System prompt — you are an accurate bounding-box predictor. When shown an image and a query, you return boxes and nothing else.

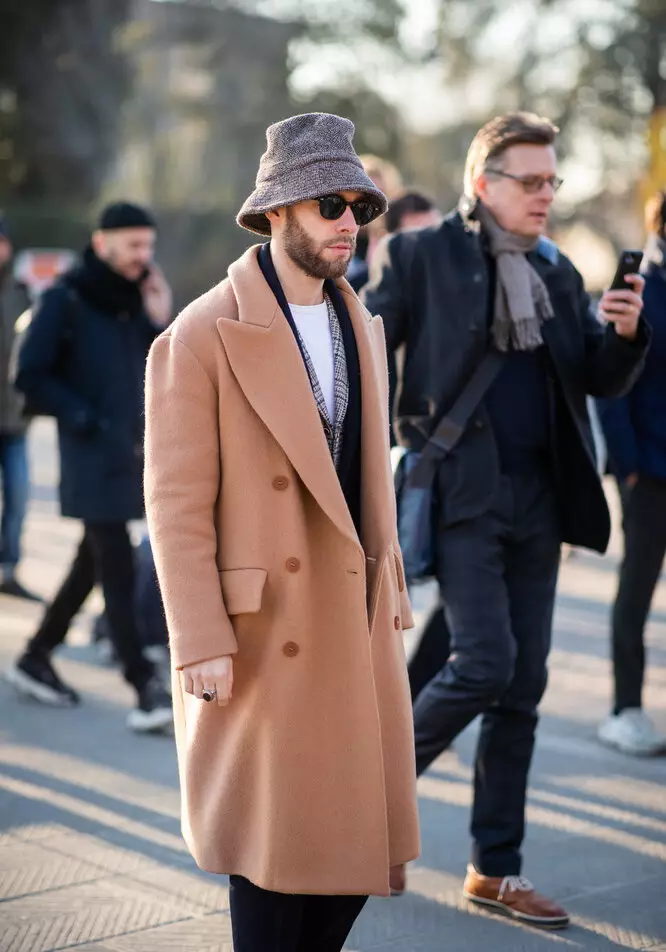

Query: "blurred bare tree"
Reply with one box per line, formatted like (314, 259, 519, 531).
(433, 0, 665, 188)
(0, 0, 134, 208)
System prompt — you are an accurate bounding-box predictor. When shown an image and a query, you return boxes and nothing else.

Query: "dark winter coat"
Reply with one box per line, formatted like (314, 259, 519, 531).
(363, 203, 650, 553)
(15, 248, 158, 522)
(0, 267, 30, 434)
(597, 258, 666, 482)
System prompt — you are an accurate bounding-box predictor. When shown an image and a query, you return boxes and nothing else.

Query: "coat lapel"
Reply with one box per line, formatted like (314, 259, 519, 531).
(217, 247, 360, 548)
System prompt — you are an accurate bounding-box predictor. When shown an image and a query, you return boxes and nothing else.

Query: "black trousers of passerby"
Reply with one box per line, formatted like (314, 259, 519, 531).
(27, 523, 154, 691)
(408, 605, 451, 703)
(229, 876, 367, 952)
(412, 470, 561, 877)
(612, 475, 666, 714)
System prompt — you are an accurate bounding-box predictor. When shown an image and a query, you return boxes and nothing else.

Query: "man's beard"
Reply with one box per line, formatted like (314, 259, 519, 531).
(283, 209, 356, 280)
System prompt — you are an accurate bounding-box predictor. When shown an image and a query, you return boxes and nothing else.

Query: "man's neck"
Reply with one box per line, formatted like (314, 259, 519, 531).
(270, 241, 325, 306)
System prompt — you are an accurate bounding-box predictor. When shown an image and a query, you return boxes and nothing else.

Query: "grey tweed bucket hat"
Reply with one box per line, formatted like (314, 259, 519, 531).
(237, 113, 388, 236)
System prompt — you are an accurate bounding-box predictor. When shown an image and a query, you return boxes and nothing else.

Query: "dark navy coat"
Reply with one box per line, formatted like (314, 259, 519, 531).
(15, 249, 158, 522)
(597, 260, 666, 482)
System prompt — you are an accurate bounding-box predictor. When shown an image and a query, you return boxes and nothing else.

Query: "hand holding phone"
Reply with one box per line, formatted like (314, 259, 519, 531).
(598, 250, 645, 341)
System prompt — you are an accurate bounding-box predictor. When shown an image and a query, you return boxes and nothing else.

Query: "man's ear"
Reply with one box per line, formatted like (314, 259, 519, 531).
(266, 208, 282, 226)
(91, 229, 106, 258)
(474, 173, 488, 203)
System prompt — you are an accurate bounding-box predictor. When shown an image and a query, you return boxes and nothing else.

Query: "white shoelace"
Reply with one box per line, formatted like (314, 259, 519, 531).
(498, 875, 534, 901)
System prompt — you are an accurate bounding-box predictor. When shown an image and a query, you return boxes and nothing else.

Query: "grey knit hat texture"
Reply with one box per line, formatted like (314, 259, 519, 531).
(237, 113, 388, 235)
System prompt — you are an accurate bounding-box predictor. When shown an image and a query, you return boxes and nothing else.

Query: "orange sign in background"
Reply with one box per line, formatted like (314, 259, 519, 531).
(13, 248, 77, 299)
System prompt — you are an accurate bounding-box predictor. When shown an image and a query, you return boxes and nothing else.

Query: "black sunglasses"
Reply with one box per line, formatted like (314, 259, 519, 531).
(317, 194, 377, 226)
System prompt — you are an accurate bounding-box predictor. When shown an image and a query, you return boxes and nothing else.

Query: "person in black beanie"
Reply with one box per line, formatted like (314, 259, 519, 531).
(5, 202, 174, 733)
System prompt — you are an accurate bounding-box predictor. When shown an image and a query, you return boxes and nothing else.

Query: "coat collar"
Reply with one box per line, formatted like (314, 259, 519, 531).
(216, 246, 394, 556)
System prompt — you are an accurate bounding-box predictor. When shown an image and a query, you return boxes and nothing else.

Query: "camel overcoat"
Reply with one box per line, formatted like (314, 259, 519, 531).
(144, 245, 420, 897)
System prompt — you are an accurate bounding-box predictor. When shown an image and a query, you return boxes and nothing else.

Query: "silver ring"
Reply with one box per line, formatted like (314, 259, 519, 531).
(202, 688, 217, 703)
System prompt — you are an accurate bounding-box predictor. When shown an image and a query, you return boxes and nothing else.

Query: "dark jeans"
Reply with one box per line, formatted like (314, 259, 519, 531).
(0, 433, 29, 571)
(612, 475, 666, 714)
(229, 876, 367, 952)
(27, 522, 154, 691)
(413, 470, 561, 876)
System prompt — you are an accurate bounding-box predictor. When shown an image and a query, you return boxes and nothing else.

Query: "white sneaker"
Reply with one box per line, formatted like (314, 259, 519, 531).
(598, 709, 666, 756)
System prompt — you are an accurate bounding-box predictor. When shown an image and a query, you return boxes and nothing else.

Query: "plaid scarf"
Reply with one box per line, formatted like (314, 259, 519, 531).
(293, 295, 349, 468)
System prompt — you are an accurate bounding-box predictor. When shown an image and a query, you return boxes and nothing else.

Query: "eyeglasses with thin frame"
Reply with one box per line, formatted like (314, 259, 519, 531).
(485, 169, 564, 194)
(317, 194, 377, 227)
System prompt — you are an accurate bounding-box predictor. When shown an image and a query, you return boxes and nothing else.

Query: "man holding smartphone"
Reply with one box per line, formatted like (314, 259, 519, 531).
(6, 202, 173, 733)
(365, 112, 648, 928)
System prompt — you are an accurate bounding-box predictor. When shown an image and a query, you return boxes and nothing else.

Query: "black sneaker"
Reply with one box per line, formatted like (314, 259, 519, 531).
(127, 678, 173, 733)
(0, 577, 43, 602)
(4, 651, 80, 706)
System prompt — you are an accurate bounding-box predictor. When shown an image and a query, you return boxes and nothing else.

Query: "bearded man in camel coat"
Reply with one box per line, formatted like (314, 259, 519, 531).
(144, 113, 420, 952)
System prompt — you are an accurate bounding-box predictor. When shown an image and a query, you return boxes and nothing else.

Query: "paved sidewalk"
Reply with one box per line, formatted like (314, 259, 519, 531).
(0, 420, 665, 951)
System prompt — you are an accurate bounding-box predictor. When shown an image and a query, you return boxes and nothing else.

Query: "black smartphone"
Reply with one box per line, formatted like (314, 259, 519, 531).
(609, 250, 643, 290)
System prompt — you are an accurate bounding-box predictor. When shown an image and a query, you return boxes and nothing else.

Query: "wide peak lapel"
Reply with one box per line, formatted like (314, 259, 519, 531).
(339, 285, 397, 557)
(218, 250, 358, 546)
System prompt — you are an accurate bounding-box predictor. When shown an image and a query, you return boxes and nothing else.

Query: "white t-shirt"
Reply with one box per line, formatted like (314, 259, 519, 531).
(289, 301, 335, 420)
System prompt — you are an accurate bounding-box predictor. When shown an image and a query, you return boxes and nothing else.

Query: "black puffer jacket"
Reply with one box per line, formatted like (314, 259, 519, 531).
(364, 203, 650, 553)
(15, 248, 158, 522)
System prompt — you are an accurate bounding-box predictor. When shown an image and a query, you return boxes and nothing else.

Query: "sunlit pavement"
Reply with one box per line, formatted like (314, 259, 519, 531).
(1, 420, 665, 951)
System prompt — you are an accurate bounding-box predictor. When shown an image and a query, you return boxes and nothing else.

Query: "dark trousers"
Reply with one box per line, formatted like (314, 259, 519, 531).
(413, 471, 561, 876)
(229, 876, 367, 952)
(0, 432, 29, 571)
(612, 476, 666, 714)
(408, 604, 451, 703)
(27, 522, 154, 691)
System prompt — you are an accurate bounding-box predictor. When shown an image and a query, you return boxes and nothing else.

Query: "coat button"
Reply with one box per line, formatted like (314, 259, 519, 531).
(272, 476, 289, 491)
(286, 557, 301, 573)
(394, 616, 401, 631)
(282, 641, 300, 657)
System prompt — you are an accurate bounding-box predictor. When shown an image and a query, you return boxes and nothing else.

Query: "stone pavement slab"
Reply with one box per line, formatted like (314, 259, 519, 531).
(0, 420, 665, 951)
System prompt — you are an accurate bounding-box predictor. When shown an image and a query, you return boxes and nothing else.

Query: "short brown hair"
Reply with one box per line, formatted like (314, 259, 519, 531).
(464, 112, 559, 196)
(644, 190, 666, 237)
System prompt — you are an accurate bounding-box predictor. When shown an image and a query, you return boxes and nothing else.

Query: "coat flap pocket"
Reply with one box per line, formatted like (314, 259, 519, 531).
(219, 568, 267, 615)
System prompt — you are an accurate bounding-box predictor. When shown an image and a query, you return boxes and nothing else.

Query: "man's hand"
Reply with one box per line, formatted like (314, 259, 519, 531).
(598, 274, 644, 341)
(142, 264, 172, 328)
(181, 656, 234, 707)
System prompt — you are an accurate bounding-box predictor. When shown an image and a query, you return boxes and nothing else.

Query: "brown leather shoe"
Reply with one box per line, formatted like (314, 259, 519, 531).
(463, 866, 569, 929)
(389, 864, 406, 896)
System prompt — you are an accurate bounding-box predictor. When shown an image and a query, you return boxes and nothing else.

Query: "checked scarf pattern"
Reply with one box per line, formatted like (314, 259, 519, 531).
(294, 295, 349, 469)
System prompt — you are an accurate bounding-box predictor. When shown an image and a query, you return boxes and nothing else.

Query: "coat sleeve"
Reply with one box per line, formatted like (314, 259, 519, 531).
(144, 332, 238, 670)
(362, 234, 410, 354)
(578, 275, 651, 398)
(14, 286, 97, 432)
(596, 395, 638, 481)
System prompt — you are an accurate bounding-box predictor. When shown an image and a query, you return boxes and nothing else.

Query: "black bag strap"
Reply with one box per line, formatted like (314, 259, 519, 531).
(408, 349, 505, 488)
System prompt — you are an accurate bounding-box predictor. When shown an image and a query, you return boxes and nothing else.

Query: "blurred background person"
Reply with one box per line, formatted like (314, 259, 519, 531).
(596, 190, 666, 757)
(5, 202, 173, 734)
(347, 154, 404, 292)
(385, 191, 442, 234)
(0, 214, 38, 601)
